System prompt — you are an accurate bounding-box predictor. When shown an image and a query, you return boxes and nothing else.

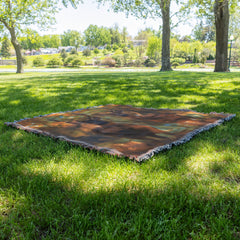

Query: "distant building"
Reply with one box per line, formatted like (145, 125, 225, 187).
(58, 46, 75, 53)
(39, 48, 58, 54)
(78, 45, 89, 52)
(0, 59, 17, 65)
(97, 46, 106, 50)
(24, 50, 41, 55)
(132, 40, 147, 47)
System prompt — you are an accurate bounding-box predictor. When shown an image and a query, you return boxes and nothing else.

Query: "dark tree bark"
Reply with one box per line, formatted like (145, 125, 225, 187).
(160, 0, 172, 71)
(0, 0, 24, 73)
(214, 0, 229, 72)
(9, 27, 24, 74)
(1, 18, 24, 74)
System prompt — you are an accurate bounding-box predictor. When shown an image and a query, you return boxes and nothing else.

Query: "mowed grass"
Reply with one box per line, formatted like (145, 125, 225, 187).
(0, 71, 239, 239)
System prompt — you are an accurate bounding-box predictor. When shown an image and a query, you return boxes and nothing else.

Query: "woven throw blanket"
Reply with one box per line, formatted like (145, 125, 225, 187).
(5, 105, 235, 162)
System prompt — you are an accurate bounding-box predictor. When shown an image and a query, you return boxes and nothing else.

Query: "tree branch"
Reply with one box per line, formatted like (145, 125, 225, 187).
(0, 17, 11, 30)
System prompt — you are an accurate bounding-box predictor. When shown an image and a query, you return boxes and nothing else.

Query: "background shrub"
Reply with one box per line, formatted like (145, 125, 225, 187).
(71, 57, 83, 67)
(94, 48, 99, 54)
(126, 60, 134, 67)
(112, 55, 123, 67)
(106, 45, 112, 51)
(70, 48, 78, 55)
(171, 62, 180, 68)
(47, 57, 63, 68)
(114, 49, 124, 55)
(94, 58, 101, 66)
(170, 58, 185, 65)
(60, 49, 68, 60)
(122, 47, 128, 53)
(200, 56, 207, 64)
(33, 56, 45, 67)
(112, 44, 119, 51)
(123, 53, 130, 67)
(133, 58, 143, 67)
(103, 49, 108, 55)
(144, 58, 156, 67)
(82, 49, 91, 57)
(64, 56, 84, 67)
(64, 56, 75, 66)
(102, 57, 116, 67)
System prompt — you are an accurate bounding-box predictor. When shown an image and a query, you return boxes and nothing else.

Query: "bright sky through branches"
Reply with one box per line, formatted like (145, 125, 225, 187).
(41, 1, 195, 37)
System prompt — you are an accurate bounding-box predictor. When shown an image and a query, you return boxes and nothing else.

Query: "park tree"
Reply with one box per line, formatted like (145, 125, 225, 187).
(39, 34, 61, 48)
(1, 36, 11, 59)
(0, 0, 82, 73)
(121, 27, 129, 44)
(193, 20, 216, 42)
(39, 35, 52, 48)
(18, 37, 29, 50)
(180, 35, 192, 42)
(146, 36, 162, 63)
(214, 0, 229, 71)
(229, 5, 240, 40)
(96, 0, 181, 71)
(84, 25, 111, 47)
(159, 0, 172, 71)
(61, 30, 83, 49)
(134, 28, 154, 43)
(41, 34, 62, 48)
(0, 0, 60, 73)
(20, 29, 42, 51)
(188, 0, 239, 72)
(109, 24, 121, 46)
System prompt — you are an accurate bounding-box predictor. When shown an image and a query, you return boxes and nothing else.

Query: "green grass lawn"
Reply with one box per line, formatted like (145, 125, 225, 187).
(0, 71, 239, 239)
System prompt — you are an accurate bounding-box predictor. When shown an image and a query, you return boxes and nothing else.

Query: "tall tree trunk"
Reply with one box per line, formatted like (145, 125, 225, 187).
(9, 27, 24, 73)
(214, 0, 229, 72)
(160, 0, 172, 71)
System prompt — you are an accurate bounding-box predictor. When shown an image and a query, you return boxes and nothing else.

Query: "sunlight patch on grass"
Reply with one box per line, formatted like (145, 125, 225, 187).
(22, 160, 86, 191)
(105, 95, 117, 102)
(23, 157, 143, 193)
(0, 71, 239, 239)
(10, 131, 25, 142)
(0, 193, 11, 221)
(9, 100, 21, 105)
(0, 189, 28, 227)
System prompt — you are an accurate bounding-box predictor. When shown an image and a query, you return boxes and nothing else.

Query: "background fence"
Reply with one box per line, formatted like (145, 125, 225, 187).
(0, 60, 17, 65)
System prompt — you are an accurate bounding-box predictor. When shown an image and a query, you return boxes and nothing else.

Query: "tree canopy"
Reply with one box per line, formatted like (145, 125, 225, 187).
(0, 0, 59, 30)
(61, 30, 83, 49)
(96, 0, 184, 71)
(84, 25, 111, 47)
(0, 36, 11, 59)
(187, 0, 239, 71)
(0, 0, 82, 73)
(229, 5, 240, 40)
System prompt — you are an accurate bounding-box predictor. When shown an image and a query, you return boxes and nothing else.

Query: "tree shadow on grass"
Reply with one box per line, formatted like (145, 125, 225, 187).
(1, 71, 239, 169)
(1, 71, 239, 151)
(1, 72, 202, 121)
(0, 71, 240, 239)
(0, 71, 212, 108)
(1, 145, 240, 239)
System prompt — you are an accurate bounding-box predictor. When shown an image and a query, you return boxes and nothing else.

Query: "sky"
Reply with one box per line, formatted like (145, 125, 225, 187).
(40, 1, 195, 37)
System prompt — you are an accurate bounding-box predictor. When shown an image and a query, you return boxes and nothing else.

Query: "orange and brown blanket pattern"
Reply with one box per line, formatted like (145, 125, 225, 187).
(5, 105, 235, 162)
